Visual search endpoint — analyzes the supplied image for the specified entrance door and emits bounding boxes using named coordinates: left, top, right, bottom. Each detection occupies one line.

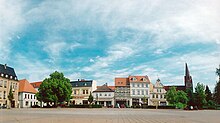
left=11, top=101, right=15, bottom=108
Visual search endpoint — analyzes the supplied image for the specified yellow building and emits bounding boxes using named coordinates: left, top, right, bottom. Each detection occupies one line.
left=0, top=64, right=19, bottom=108
left=70, top=79, right=96, bottom=104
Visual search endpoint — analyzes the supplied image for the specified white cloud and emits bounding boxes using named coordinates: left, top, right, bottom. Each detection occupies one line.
left=40, top=37, right=81, bottom=59
left=0, top=0, right=25, bottom=61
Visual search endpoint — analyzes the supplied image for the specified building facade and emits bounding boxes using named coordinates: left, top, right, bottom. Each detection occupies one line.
left=70, top=79, right=96, bottom=104
left=93, top=84, right=114, bottom=107
left=129, top=76, right=150, bottom=106
left=0, top=64, right=19, bottom=108
left=149, top=78, right=167, bottom=106
left=115, top=78, right=130, bottom=107
left=18, top=79, right=38, bottom=108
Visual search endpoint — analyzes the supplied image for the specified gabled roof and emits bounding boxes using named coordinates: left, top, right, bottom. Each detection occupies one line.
left=0, top=64, right=17, bottom=80
left=128, top=75, right=151, bottom=83
left=94, top=84, right=114, bottom=92
left=115, top=78, right=129, bottom=86
left=19, top=79, right=37, bottom=94
left=30, top=81, right=42, bottom=88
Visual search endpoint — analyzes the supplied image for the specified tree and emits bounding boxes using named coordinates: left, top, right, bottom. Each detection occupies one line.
left=195, top=83, right=207, bottom=109
left=214, top=65, right=220, bottom=104
left=36, top=71, right=72, bottom=106
left=88, top=92, right=93, bottom=104
left=8, top=85, right=14, bottom=108
left=176, top=91, right=188, bottom=104
left=205, top=85, right=212, bottom=102
left=186, top=88, right=195, bottom=106
left=166, top=87, right=177, bottom=105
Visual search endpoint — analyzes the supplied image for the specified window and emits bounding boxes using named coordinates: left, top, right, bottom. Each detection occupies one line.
left=83, top=90, right=85, bottom=94
left=153, top=94, right=155, bottom=98
left=142, top=83, right=144, bottom=87
left=74, top=90, right=77, bottom=94
left=25, top=94, right=27, bottom=99
left=25, top=101, right=28, bottom=106
left=137, top=84, right=140, bottom=87
left=146, top=91, right=148, bottom=95
left=132, top=90, right=135, bottom=95
left=137, top=90, right=140, bottom=95
left=0, top=80, right=3, bottom=87
left=4, top=81, right=7, bottom=88
left=28, top=94, right=29, bottom=99
left=0, top=91, right=2, bottom=99
left=31, top=95, right=32, bottom=99
left=108, top=94, right=111, bottom=96
left=161, top=95, right=163, bottom=99
left=156, top=94, right=158, bottom=98
left=86, top=90, right=89, bottom=94
left=99, top=93, right=102, bottom=96
left=104, top=94, right=107, bottom=96
left=146, top=84, right=148, bottom=88
left=3, top=91, right=6, bottom=99
left=142, top=90, right=144, bottom=95
left=132, top=83, right=135, bottom=87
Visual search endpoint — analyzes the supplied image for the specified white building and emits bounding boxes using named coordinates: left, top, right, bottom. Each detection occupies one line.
left=70, top=79, right=97, bottom=104
left=18, top=79, right=38, bottom=108
left=93, top=84, right=115, bottom=107
left=149, top=78, right=167, bottom=106
left=129, top=75, right=151, bottom=106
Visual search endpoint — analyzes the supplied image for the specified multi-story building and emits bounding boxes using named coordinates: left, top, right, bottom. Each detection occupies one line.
left=115, top=78, right=130, bottom=107
left=18, top=79, right=38, bottom=108
left=149, top=78, right=167, bottom=106
left=93, top=83, right=114, bottom=107
left=0, top=64, right=19, bottom=108
left=129, top=75, right=151, bottom=106
left=70, top=79, right=96, bottom=104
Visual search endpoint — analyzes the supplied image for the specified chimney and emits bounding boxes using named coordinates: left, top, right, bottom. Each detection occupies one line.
left=4, top=64, right=7, bottom=70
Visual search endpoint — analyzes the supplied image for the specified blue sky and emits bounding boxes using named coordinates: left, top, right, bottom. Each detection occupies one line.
left=0, top=0, right=220, bottom=91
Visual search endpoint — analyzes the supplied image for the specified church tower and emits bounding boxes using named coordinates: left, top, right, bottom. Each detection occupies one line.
left=184, top=63, right=193, bottom=90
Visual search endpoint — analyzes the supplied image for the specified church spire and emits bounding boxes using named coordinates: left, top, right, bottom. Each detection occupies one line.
left=185, top=63, right=190, bottom=77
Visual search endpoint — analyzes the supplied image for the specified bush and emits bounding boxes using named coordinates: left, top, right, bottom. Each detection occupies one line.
left=175, top=102, right=187, bottom=109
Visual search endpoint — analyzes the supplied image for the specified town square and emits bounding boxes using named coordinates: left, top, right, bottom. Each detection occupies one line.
left=1, top=0, right=220, bottom=123
left=1, top=108, right=220, bottom=123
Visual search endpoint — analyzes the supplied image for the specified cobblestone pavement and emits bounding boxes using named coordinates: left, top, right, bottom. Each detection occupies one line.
left=1, top=108, right=220, bottom=123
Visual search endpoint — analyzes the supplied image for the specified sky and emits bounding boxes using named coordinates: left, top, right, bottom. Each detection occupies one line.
left=0, top=0, right=220, bottom=91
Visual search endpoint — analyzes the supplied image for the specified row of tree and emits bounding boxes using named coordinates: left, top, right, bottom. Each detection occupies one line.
left=166, top=65, right=220, bottom=109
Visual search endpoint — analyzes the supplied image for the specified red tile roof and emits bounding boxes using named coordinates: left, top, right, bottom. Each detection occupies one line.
left=30, top=81, right=42, bottom=88
left=128, top=75, right=151, bottom=83
left=19, top=79, right=37, bottom=94
left=115, top=78, right=129, bottom=86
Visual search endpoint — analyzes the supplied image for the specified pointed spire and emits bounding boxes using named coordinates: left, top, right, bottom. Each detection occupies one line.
left=185, top=63, right=190, bottom=77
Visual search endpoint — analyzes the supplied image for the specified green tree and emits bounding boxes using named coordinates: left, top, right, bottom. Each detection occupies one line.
left=186, top=88, right=195, bottom=106
left=36, top=71, right=72, bottom=106
left=214, top=65, right=220, bottom=104
left=176, top=91, right=188, bottom=104
left=166, top=87, right=177, bottom=105
left=195, top=82, right=207, bottom=109
left=8, top=85, right=14, bottom=108
left=88, top=92, right=93, bottom=104
left=205, top=85, right=212, bottom=102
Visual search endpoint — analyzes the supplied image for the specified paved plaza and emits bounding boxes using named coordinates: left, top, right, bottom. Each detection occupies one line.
left=0, top=108, right=220, bottom=123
